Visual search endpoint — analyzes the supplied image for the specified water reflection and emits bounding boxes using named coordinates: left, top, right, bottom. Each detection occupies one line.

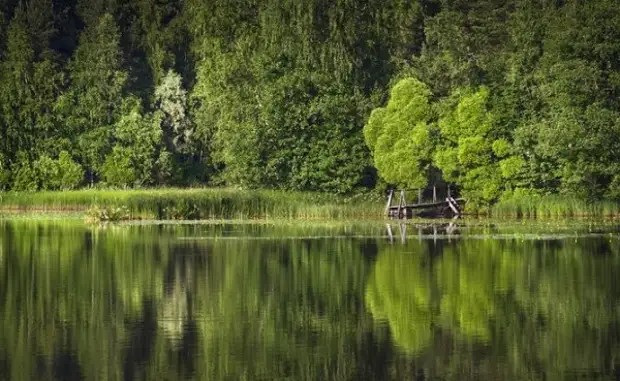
left=0, top=221, right=619, bottom=381
left=386, top=221, right=462, bottom=243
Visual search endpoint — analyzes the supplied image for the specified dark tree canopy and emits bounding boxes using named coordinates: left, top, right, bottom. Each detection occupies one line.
left=0, top=0, right=618, bottom=202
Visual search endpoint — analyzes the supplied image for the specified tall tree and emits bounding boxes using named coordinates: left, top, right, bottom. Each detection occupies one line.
left=55, top=13, right=128, bottom=183
left=0, top=0, right=64, bottom=166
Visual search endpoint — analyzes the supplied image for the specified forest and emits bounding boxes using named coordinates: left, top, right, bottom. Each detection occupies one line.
left=1, top=0, right=619, bottom=206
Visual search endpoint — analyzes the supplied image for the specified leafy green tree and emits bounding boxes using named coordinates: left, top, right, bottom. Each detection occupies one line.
left=32, top=155, right=59, bottom=190
left=186, top=0, right=426, bottom=192
left=113, top=99, right=163, bottom=186
left=57, top=151, right=84, bottom=189
left=155, top=70, right=192, bottom=152
left=512, top=0, right=620, bottom=199
left=414, top=0, right=512, bottom=96
left=434, top=87, right=510, bottom=205
left=131, top=0, right=184, bottom=87
left=101, top=146, right=136, bottom=187
left=0, top=153, right=10, bottom=190
left=55, top=13, right=128, bottom=182
left=363, top=77, right=435, bottom=189
left=10, top=152, right=38, bottom=191
left=0, top=1, right=64, bottom=168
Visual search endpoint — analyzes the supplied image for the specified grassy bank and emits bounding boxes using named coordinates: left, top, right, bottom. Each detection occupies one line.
left=0, top=188, right=383, bottom=220
left=490, top=194, right=620, bottom=219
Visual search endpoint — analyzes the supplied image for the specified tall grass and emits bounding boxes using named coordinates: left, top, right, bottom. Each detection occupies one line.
left=490, top=194, right=620, bottom=219
left=0, top=188, right=383, bottom=220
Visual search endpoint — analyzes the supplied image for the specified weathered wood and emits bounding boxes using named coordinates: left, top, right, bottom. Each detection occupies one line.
left=398, top=190, right=407, bottom=219
left=433, top=186, right=437, bottom=203
left=384, top=189, right=394, bottom=217
left=387, top=198, right=465, bottom=210
left=386, top=188, right=465, bottom=219
left=447, top=197, right=460, bottom=215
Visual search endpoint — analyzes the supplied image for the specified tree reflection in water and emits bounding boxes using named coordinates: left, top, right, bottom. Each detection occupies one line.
left=1, top=221, right=620, bottom=381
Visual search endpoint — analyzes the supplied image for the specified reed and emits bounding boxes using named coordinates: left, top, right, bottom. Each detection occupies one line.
left=490, top=193, right=620, bottom=219
left=0, top=188, right=383, bottom=220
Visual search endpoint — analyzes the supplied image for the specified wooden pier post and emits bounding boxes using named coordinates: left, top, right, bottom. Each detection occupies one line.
left=384, top=186, right=465, bottom=219
left=384, top=189, right=394, bottom=217
left=398, top=190, right=406, bottom=219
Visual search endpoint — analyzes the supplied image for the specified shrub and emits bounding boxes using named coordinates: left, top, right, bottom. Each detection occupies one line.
left=85, top=204, right=130, bottom=223
left=33, top=155, right=60, bottom=190
left=11, top=156, right=38, bottom=191
left=57, top=151, right=84, bottom=190
left=0, top=155, right=10, bottom=191
left=102, top=147, right=137, bottom=188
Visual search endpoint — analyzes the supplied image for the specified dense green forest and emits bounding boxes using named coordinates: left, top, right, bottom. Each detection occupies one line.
left=1, top=0, right=619, bottom=205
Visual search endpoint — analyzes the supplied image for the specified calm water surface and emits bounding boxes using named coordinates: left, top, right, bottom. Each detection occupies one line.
left=1, top=220, right=620, bottom=381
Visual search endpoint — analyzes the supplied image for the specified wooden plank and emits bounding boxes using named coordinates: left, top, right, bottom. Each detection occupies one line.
left=447, top=197, right=459, bottom=215
left=387, top=198, right=465, bottom=210
left=384, top=189, right=394, bottom=217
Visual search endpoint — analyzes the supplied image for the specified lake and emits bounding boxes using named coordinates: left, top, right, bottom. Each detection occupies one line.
left=1, top=220, right=620, bottom=381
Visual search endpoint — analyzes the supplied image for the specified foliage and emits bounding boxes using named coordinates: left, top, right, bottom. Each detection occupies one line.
left=363, top=78, right=434, bottom=189
left=85, top=204, right=130, bottom=222
left=57, top=151, right=84, bottom=190
left=155, top=70, right=192, bottom=152
left=31, top=151, right=84, bottom=190
left=55, top=13, right=128, bottom=181
left=101, top=146, right=137, bottom=187
left=1, top=0, right=620, bottom=205
left=434, top=87, right=505, bottom=206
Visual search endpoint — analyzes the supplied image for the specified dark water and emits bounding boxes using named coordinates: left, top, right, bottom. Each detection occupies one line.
left=1, top=220, right=620, bottom=381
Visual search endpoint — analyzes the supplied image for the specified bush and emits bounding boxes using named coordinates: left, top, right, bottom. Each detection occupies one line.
left=57, top=151, right=84, bottom=190
left=11, top=155, right=38, bottom=191
left=85, top=204, right=130, bottom=223
left=33, top=155, right=60, bottom=190
left=154, top=150, right=173, bottom=185
left=27, top=152, right=85, bottom=191
left=102, top=147, right=137, bottom=188
left=0, top=155, right=10, bottom=191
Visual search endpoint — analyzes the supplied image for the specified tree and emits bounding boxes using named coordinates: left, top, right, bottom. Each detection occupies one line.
left=363, top=77, right=435, bottom=189
left=0, top=0, right=64, bottom=169
left=111, top=99, right=163, bottom=186
left=154, top=69, right=194, bottom=184
left=101, top=146, right=136, bottom=187
left=55, top=13, right=128, bottom=182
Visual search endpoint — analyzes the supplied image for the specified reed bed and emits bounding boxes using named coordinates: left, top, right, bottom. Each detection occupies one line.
left=0, top=188, right=383, bottom=220
left=490, top=194, right=620, bottom=219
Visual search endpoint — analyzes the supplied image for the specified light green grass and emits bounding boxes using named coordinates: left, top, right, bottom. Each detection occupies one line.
left=490, top=194, right=620, bottom=219
left=0, top=188, right=383, bottom=220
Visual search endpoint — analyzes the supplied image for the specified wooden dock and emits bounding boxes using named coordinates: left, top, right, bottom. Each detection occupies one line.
left=385, top=189, right=465, bottom=219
